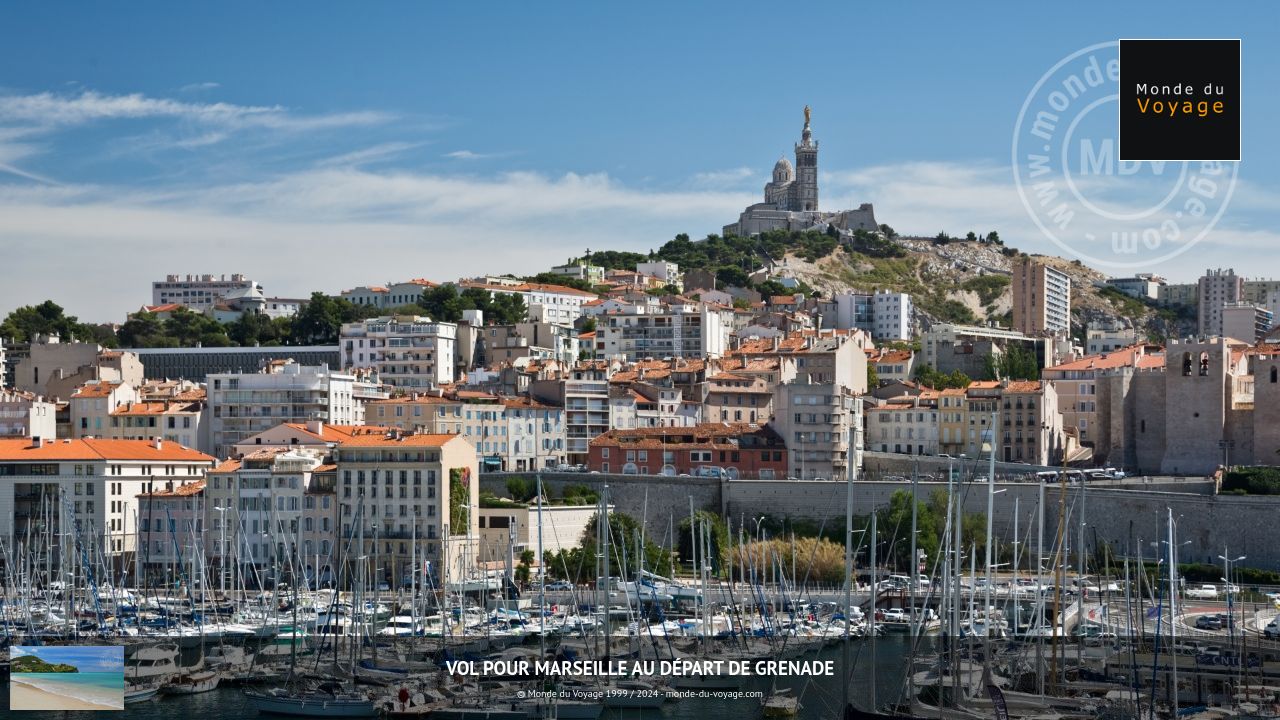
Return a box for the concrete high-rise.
[1012,257,1071,336]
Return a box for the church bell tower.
[793,105,818,212]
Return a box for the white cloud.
[688,167,758,190]
[443,149,512,160]
[0,90,393,133]
[319,142,424,168]
[179,82,221,92]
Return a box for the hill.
[615,228,1195,343]
[12,655,79,673]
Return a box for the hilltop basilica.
[723,106,880,238]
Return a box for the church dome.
[773,156,794,182]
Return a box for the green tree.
[291,292,349,344]
[163,308,229,346]
[505,476,536,502]
[448,468,472,534]
[118,312,166,347]
[867,363,880,389]
[980,344,1040,381]
[0,300,97,343]
[875,490,941,572]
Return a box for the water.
[1,638,922,720]
[9,671,124,710]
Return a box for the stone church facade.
[724,106,879,238]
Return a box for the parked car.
[1186,584,1220,599]
[1195,615,1223,630]
[881,608,907,622]
[1264,618,1279,639]
[544,580,573,591]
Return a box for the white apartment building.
[595,303,730,361]
[152,274,259,311]
[0,389,56,439]
[0,437,214,568]
[1085,322,1138,355]
[205,448,327,584]
[530,365,611,464]
[871,290,913,341]
[366,393,567,472]
[208,362,362,458]
[339,279,438,309]
[635,261,681,287]
[340,316,457,389]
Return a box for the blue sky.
[0,2,1276,321]
[10,645,124,672]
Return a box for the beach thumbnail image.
[9,645,124,711]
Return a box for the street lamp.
[1217,552,1246,647]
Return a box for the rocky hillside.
[771,235,1194,341]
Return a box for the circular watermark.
[1012,41,1237,269]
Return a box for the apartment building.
[1012,257,1071,336]
[0,437,214,571]
[366,392,567,471]
[587,423,787,479]
[595,302,730,362]
[208,362,364,458]
[1041,344,1163,452]
[1221,303,1273,343]
[867,393,939,456]
[334,431,478,588]
[204,448,328,587]
[733,331,869,394]
[530,364,611,465]
[16,342,144,400]
[997,380,1063,465]
[339,279,438,309]
[340,315,457,389]
[135,479,206,583]
[458,321,579,370]
[703,372,773,424]
[0,389,56,439]
[1198,268,1244,337]
[770,380,862,480]
[152,273,258,311]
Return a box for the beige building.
[997,380,1064,465]
[769,379,862,480]
[16,341,143,401]
[703,372,773,424]
[476,502,604,570]
[1198,268,1244,337]
[333,431,478,589]
[1012,257,1071,336]
[1041,345,1164,455]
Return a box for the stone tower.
[792,105,819,212]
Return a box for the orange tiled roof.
[0,438,213,462]
[142,303,183,313]
[875,350,913,364]
[1045,344,1165,373]
[139,479,206,497]
[1004,380,1043,393]
[72,382,122,399]
[337,432,457,448]
[209,458,243,473]
[111,401,200,416]
[280,423,397,442]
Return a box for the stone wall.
[481,472,1276,569]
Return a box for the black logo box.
[1119,39,1240,162]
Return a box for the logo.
[1012,41,1237,269]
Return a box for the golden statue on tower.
[804,105,811,125]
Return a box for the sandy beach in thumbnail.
[10,677,124,711]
